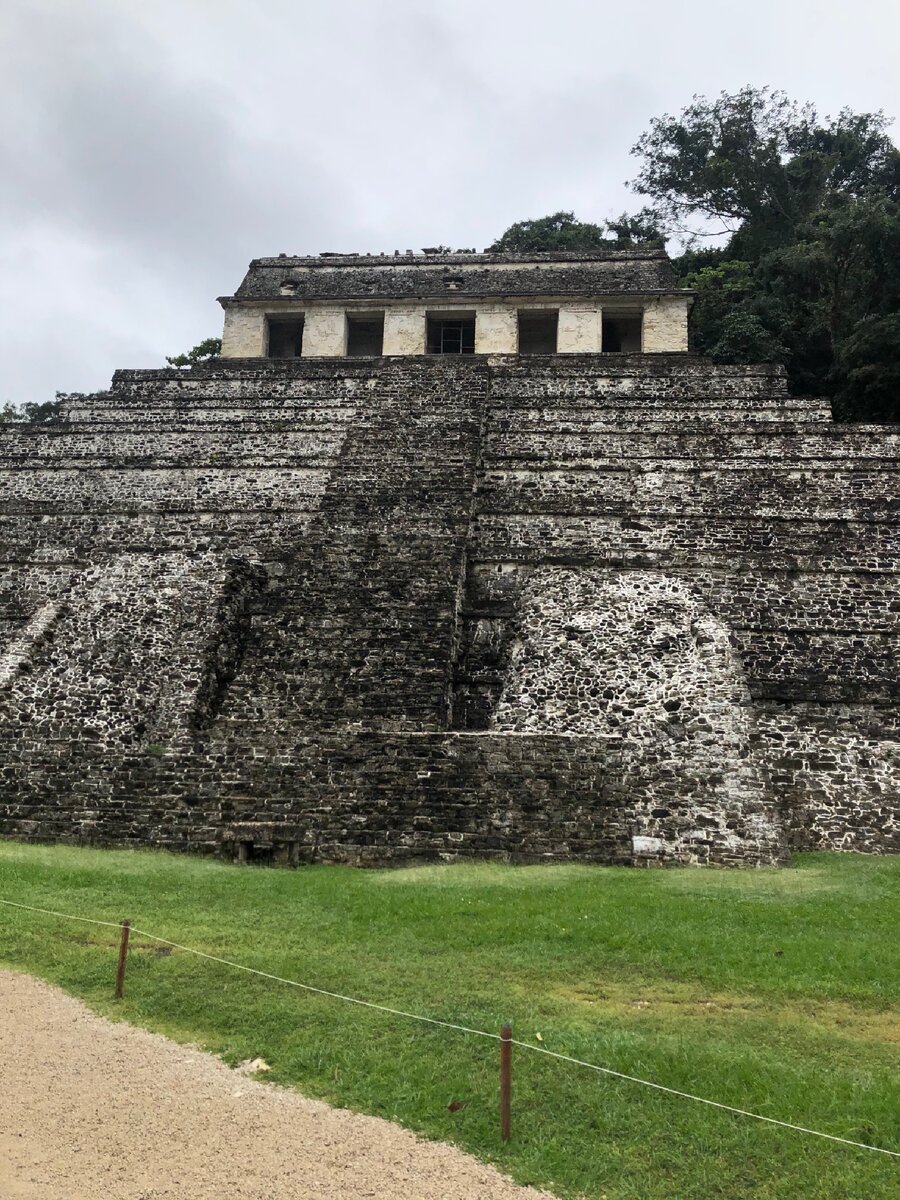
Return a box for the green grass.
[0,844,897,1199]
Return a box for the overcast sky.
[2,0,898,405]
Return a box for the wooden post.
[500,1023,512,1142]
[114,919,131,1000]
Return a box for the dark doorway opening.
[427,316,476,354]
[267,317,304,358]
[347,314,385,356]
[601,314,642,353]
[518,311,558,355]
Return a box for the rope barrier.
[1,895,897,1160]
[0,899,124,929]
[509,1039,900,1157]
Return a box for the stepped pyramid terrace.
[0,248,897,866]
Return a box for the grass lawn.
[0,843,897,1199]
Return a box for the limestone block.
[643,296,690,352]
[383,307,426,355]
[633,836,663,855]
[221,308,266,358]
[303,308,346,357]
[558,306,602,353]
[475,306,518,354]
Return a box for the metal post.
[114,919,131,1000]
[500,1023,512,1142]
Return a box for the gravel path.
[0,969,554,1199]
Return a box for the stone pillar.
[475,305,518,354]
[383,306,426,355]
[220,307,267,358]
[557,305,602,353]
[302,307,347,357]
[643,297,690,352]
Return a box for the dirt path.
[0,970,553,1199]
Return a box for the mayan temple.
[0,248,897,866]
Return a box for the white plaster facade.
[474,305,519,354]
[221,307,267,357]
[383,306,427,355]
[303,307,347,357]
[643,296,691,353]
[220,295,693,358]
[557,305,603,353]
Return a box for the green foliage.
[678,259,754,349]
[678,260,787,364]
[488,209,664,253]
[630,86,899,249]
[489,211,607,252]
[165,337,222,368]
[603,209,666,249]
[708,309,788,364]
[833,313,900,421]
[625,87,900,418]
[1,843,898,1200]
[0,397,64,425]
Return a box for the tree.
[832,314,900,420]
[165,337,222,368]
[603,209,666,249]
[680,260,769,357]
[489,211,608,252]
[0,398,64,425]
[630,86,900,252]
[623,86,900,419]
[707,310,788,364]
[489,209,665,253]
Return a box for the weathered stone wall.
[475,306,519,355]
[232,250,680,301]
[383,307,427,356]
[303,307,347,357]
[643,296,691,352]
[556,307,602,353]
[220,251,693,357]
[758,703,900,854]
[221,306,266,357]
[0,353,897,864]
[0,731,787,867]
[493,567,772,818]
[213,358,486,734]
[0,553,264,750]
[450,356,899,854]
[222,298,690,358]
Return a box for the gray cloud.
[1,0,898,402]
